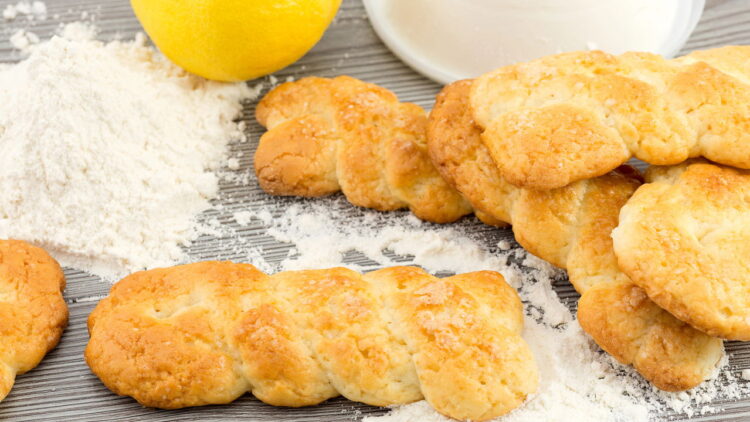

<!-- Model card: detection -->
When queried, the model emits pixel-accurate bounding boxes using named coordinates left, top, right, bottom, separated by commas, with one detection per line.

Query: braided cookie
left=0, top=239, right=68, bottom=402
left=255, top=76, right=472, bottom=223
left=614, top=160, right=750, bottom=340
left=470, top=46, right=750, bottom=190
left=428, top=81, right=723, bottom=391
left=85, top=262, right=537, bottom=421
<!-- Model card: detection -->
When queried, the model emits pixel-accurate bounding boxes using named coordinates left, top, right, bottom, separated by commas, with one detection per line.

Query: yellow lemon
left=131, top=0, right=342, bottom=82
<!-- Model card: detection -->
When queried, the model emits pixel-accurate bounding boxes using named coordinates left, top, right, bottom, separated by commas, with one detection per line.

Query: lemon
left=131, top=0, right=342, bottom=82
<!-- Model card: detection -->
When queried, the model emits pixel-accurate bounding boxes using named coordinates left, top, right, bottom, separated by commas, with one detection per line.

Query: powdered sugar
left=0, top=26, right=256, bottom=280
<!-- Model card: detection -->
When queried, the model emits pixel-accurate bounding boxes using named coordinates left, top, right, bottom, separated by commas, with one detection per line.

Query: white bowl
left=364, top=0, right=705, bottom=85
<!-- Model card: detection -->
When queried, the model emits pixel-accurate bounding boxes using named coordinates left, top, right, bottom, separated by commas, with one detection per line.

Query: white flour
left=2, top=0, right=46, bottom=21
left=9, top=29, right=38, bottom=51
left=224, top=199, right=749, bottom=422
left=0, top=27, right=256, bottom=279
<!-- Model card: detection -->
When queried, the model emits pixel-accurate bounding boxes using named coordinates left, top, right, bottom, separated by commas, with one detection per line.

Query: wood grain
left=1, top=0, right=750, bottom=420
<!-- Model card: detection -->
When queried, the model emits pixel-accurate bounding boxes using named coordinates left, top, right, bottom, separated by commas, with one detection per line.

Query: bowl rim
left=364, top=0, right=706, bottom=85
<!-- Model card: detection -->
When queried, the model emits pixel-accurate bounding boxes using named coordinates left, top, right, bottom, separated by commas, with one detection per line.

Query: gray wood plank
left=1, top=0, right=750, bottom=420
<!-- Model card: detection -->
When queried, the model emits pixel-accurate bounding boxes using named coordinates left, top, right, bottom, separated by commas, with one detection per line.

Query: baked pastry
left=470, top=46, right=750, bottom=189
left=253, top=75, right=723, bottom=390
left=428, top=80, right=723, bottom=391
left=85, top=262, right=537, bottom=421
left=254, top=76, right=472, bottom=223
left=614, top=160, right=750, bottom=340
left=427, top=80, right=519, bottom=227
left=0, top=239, right=68, bottom=402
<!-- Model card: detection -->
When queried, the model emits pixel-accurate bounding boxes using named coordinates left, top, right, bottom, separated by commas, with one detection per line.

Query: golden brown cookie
left=255, top=76, right=472, bottom=223
left=614, top=160, right=750, bottom=340
left=0, top=239, right=68, bottom=402
left=85, top=262, right=537, bottom=421
left=470, top=46, right=750, bottom=189
left=515, top=169, right=723, bottom=391
left=427, top=79, right=515, bottom=226
left=427, top=81, right=724, bottom=391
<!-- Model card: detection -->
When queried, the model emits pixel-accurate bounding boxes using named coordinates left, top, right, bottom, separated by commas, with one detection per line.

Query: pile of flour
left=0, top=27, right=257, bottom=279
left=223, top=199, right=748, bottom=422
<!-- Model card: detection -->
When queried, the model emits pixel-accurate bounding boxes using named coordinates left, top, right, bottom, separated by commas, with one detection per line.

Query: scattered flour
left=58, top=21, right=97, bottom=41
left=497, top=239, right=512, bottom=250
left=236, top=121, right=250, bottom=143
left=68, top=294, right=108, bottom=304
left=2, top=0, right=46, bottom=21
left=263, top=204, right=507, bottom=274
left=0, top=26, right=257, bottom=279
left=226, top=157, right=241, bottom=170
left=220, top=199, right=750, bottom=422
left=233, top=211, right=254, bottom=226
left=9, top=29, right=38, bottom=51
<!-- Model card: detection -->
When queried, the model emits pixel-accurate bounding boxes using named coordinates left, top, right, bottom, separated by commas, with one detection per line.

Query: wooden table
left=1, top=0, right=750, bottom=420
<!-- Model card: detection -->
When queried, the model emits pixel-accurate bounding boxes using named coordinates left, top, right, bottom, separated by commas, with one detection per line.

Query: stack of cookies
left=7, top=45, right=748, bottom=421
left=255, top=45, right=750, bottom=394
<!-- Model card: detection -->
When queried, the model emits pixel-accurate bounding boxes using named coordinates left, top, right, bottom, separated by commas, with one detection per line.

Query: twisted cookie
left=471, top=46, right=750, bottom=189
left=0, top=239, right=68, bottom=402
left=615, top=160, right=750, bottom=340
left=428, top=81, right=724, bottom=391
left=255, top=76, right=472, bottom=223
left=85, top=262, right=537, bottom=421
